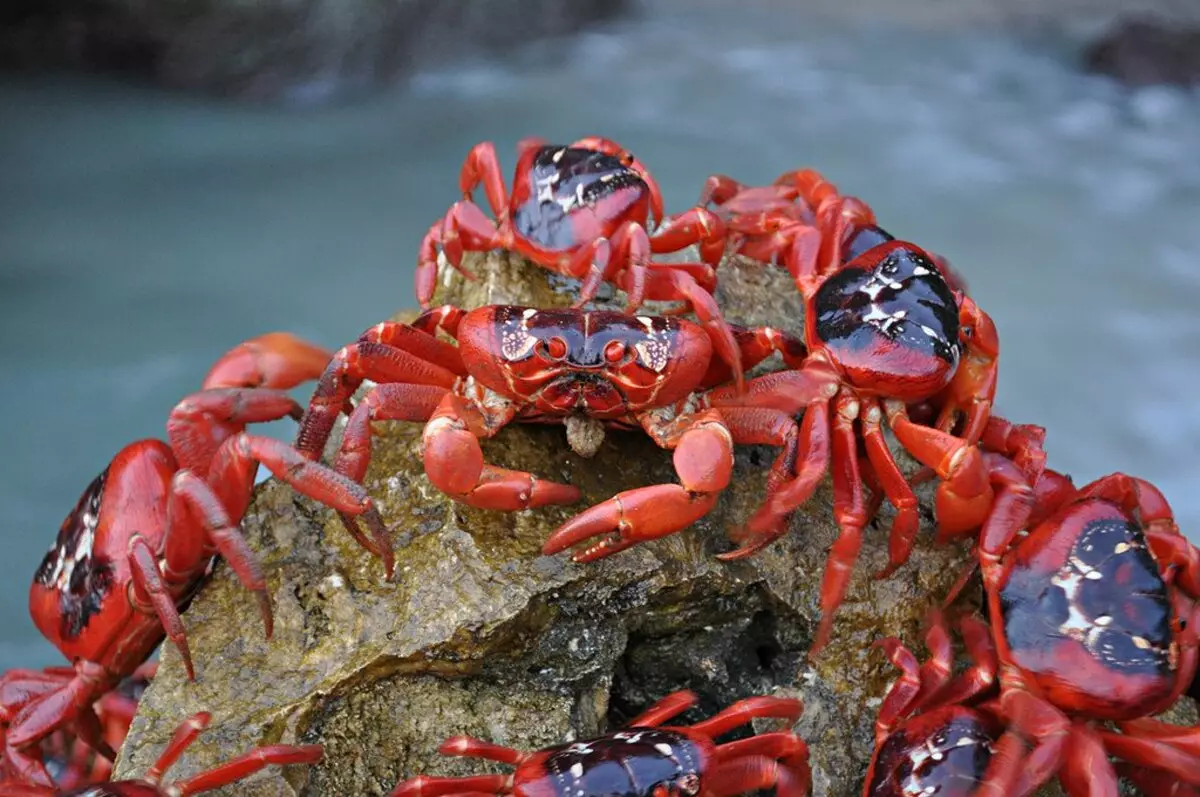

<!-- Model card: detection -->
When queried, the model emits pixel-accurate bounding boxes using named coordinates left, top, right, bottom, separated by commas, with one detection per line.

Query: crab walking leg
left=687, top=695, right=804, bottom=737
left=705, top=755, right=809, bottom=797
left=976, top=683, right=1072, bottom=797
left=1095, top=724, right=1200, bottom=785
left=626, top=690, right=698, bottom=728
left=809, top=391, right=870, bottom=658
left=1120, top=766, right=1200, bottom=797
left=201, top=332, right=332, bottom=391
left=5, top=662, right=114, bottom=786
left=458, top=141, right=510, bottom=221
left=719, top=401, right=831, bottom=558
left=333, top=383, right=451, bottom=483
left=127, top=538, right=195, bottom=680
left=1057, top=724, right=1123, bottom=797
left=541, top=410, right=734, bottom=563
left=166, top=387, right=305, bottom=475
left=439, top=735, right=531, bottom=765
left=390, top=774, right=515, bottom=797
left=860, top=399, right=921, bottom=579
left=422, top=392, right=581, bottom=512
left=648, top=206, right=726, bottom=266
left=208, top=433, right=398, bottom=577
left=158, top=470, right=274, bottom=638
left=294, top=322, right=463, bottom=459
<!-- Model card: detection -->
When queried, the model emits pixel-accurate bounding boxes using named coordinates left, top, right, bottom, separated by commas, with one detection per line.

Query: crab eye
left=603, top=340, right=626, bottom=363
left=961, top=325, right=974, bottom=339
left=544, top=337, right=568, bottom=360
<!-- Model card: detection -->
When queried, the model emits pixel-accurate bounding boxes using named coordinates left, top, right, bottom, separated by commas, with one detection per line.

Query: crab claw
left=202, top=333, right=332, bottom=391
left=543, top=485, right=718, bottom=563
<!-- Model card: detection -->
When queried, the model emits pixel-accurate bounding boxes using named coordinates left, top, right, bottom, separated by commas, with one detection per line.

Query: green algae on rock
left=114, top=249, right=1172, bottom=797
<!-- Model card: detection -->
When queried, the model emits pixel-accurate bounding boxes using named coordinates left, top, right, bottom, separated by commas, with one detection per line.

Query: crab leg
left=1095, top=722, right=1200, bottom=785
left=705, top=754, right=808, bottom=797
left=334, top=383, right=449, bottom=483
left=175, top=744, right=324, bottom=795
left=5, top=662, right=113, bottom=787
left=541, top=410, right=733, bottom=563
left=648, top=206, right=726, bottom=266
left=440, top=735, right=531, bottom=765
left=201, top=332, right=332, bottom=391
left=458, top=141, right=510, bottom=222
left=860, top=399, right=921, bottom=578
left=294, top=323, right=462, bottom=460
left=210, top=433, right=398, bottom=577
left=626, top=690, right=698, bottom=727
left=166, top=387, right=304, bottom=475
left=423, top=392, right=581, bottom=512
left=687, top=695, right=803, bottom=737
left=127, top=537, right=195, bottom=680
left=159, top=470, right=274, bottom=637
left=390, top=775, right=514, bottom=797
left=810, top=391, right=870, bottom=657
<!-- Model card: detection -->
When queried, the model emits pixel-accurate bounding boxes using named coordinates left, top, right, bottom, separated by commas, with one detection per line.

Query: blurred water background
left=3, top=1, right=1200, bottom=669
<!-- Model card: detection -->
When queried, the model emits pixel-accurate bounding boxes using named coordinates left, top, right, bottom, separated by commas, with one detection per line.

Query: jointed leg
left=1096, top=719, right=1200, bottom=786
left=128, top=536, right=196, bottom=679
left=458, top=141, right=510, bottom=222
left=860, top=399, right=920, bottom=578
left=687, top=695, right=803, bottom=738
left=810, top=391, right=869, bottom=658
left=211, top=433, right=398, bottom=577
left=626, top=690, right=698, bottom=727
left=706, top=754, right=809, bottom=797
left=294, top=322, right=461, bottom=460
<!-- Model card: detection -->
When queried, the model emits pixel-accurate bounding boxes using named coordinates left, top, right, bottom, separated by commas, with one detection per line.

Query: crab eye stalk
left=604, top=340, right=626, bottom=363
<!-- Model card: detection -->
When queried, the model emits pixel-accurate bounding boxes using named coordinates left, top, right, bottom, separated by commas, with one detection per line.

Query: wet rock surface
left=1082, top=15, right=1200, bottom=87
left=0, top=0, right=629, bottom=101
left=114, top=251, right=1196, bottom=795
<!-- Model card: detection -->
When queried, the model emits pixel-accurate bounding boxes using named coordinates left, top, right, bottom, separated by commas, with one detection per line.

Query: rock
left=0, top=0, right=629, bottom=102
left=112, top=250, right=975, bottom=795
left=1082, top=15, right=1200, bottom=87
left=112, top=250, right=1198, bottom=795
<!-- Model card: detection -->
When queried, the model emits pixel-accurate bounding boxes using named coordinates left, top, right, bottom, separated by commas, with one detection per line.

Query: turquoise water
left=3, top=4, right=1200, bottom=669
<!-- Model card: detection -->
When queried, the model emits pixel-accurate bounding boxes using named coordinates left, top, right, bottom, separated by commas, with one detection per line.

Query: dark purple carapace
left=841, top=224, right=895, bottom=265
left=32, top=467, right=114, bottom=641
left=513, top=146, right=648, bottom=251
left=814, top=242, right=960, bottom=370
left=516, top=729, right=706, bottom=797
left=1000, top=508, right=1174, bottom=685
left=458, top=306, right=711, bottom=418
left=866, top=706, right=995, bottom=797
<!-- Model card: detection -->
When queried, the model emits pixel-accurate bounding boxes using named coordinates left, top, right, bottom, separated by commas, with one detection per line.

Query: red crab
left=547, top=233, right=1038, bottom=655
left=951, top=470, right=1200, bottom=793
left=0, top=711, right=322, bottom=796
left=865, top=613, right=1005, bottom=797
left=416, top=137, right=747, bottom=386
left=0, top=333, right=390, bottom=786
left=389, top=690, right=810, bottom=797
left=293, top=304, right=817, bottom=565
left=698, top=169, right=970, bottom=296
